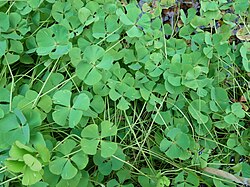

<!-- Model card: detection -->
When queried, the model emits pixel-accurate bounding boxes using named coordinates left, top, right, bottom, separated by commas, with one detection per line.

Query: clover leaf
left=93, top=71, right=112, bottom=96
left=240, top=43, right=250, bottom=72
left=116, top=3, right=152, bottom=38
left=35, top=72, right=65, bottom=95
left=174, top=171, right=199, bottom=187
left=1, top=12, right=30, bottom=40
left=81, top=94, right=105, bottom=118
left=5, top=141, right=50, bottom=186
left=188, top=99, right=210, bottom=124
left=36, top=25, right=72, bottom=59
left=108, top=64, right=140, bottom=110
left=81, top=121, right=118, bottom=158
left=163, top=61, right=190, bottom=94
left=166, top=38, right=187, bottom=56
left=49, top=158, right=77, bottom=180
left=160, top=128, right=191, bottom=160
left=78, top=1, right=99, bottom=26
left=192, top=149, right=211, bottom=168
left=14, top=89, right=51, bottom=122
left=0, top=12, right=9, bottom=32
left=49, top=139, right=88, bottom=180
left=93, top=148, right=125, bottom=176
left=227, top=134, right=249, bottom=156
left=145, top=53, right=167, bottom=77
left=52, top=90, right=90, bottom=128
left=210, top=87, right=230, bottom=111
left=51, top=1, right=73, bottom=22
left=92, top=13, right=121, bottom=42
left=233, top=0, right=249, bottom=15
left=76, top=45, right=114, bottom=85
left=0, top=109, right=30, bottom=150
left=224, top=102, right=245, bottom=124
left=138, top=168, right=159, bottom=187
left=107, top=169, right=133, bottom=187
left=0, top=88, right=10, bottom=115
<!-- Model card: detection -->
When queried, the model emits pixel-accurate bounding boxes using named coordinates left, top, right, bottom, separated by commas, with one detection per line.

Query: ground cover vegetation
left=0, top=0, right=249, bottom=186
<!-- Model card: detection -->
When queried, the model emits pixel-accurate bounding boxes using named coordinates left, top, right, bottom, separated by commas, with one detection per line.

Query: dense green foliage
left=0, top=0, right=249, bottom=186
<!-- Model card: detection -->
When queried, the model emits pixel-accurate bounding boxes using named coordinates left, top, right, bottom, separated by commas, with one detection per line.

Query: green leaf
left=116, top=9, right=134, bottom=25
left=242, top=162, right=250, bottom=178
left=81, top=138, right=99, bottom=155
left=73, top=93, right=90, bottom=111
left=126, top=26, right=143, bottom=38
left=167, top=75, right=181, bottom=86
left=0, top=40, right=7, bottom=57
left=231, top=103, right=245, bottom=118
left=92, top=19, right=106, bottom=39
left=51, top=1, right=71, bottom=22
left=76, top=62, right=92, bottom=81
left=160, top=128, right=191, bottom=160
left=69, top=47, right=81, bottom=67
left=40, top=73, right=64, bottom=94
left=0, top=13, right=9, bottom=32
left=36, top=25, right=71, bottom=59
left=57, top=139, right=76, bottom=155
left=91, top=95, right=105, bottom=113
left=157, top=176, right=170, bottom=187
left=93, top=151, right=112, bottom=175
left=84, top=68, right=102, bottom=85
left=211, top=87, right=229, bottom=110
left=37, top=95, right=52, bottom=113
left=190, top=15, right=209, bottom=28
left=22, top=167, right=43, bottom=186
left=203, top=46, right=213, bottom=59
left=224, top=113, right=239, bottom=124
left=109, top=88, right=121, bottom=101
left=78, top=7, right=92, bottom=25
left=84, top=45, right=105, bottom=63
left=0, top=114, right=30, bottom=149
left=117, top=97, right=130, bottom=110
left=101, top=141, right=118, bottom=158
left=61, top=160, right=78, bottom=180
left=52, top=106, right=69, bottom=126
left=233, top=0, right=249, bottom=14
left=93, top=148, right=125, bottom=176
left=240, top=43, right=250, bottom=72
left=53, top=90, right=71, bottom=107
left=81, top=124, right=99, bottom=138
left=166, top=38, right=187, bottom=56
left=188, top=100, right=209, bottom=124
left=56, top=172, right=82, bottom=187
left=71, top=151, right=88, bottom=170
left=152, top=111, right=172, bottom=125
left=175, top=171, right=199, bottom=187
left=49, top=157, right=67, bottom=175
left=23, top=154, right=42, bottom=171
left=52, top=91, right=89, bottom=127
left=36, top=144, right=50, bottom=163
left=2, top=53, right=20, bottom=65
left=107, top=179, right=120, bottom=187
left=9, top=40, right=23, bottom=54
left=137, top=14, right=151, bottom=29
left=69, top=109, right=83, bottom=128
left=97, top=54, right=114, bottom=70
left=117, top=169, right=131, bottom=184
left=36, top=28, right=55, bottom=55
left=0, top=108, right=4, bottom=119
left=101, top=121, right=117, bottom=138
left=5, top=160, right=25, bottom=173
left=10, top=141, right=36, bottom=159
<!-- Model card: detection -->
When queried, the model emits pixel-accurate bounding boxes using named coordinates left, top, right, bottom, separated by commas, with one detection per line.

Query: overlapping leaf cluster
left=0, top=0, right=249, bottom=186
